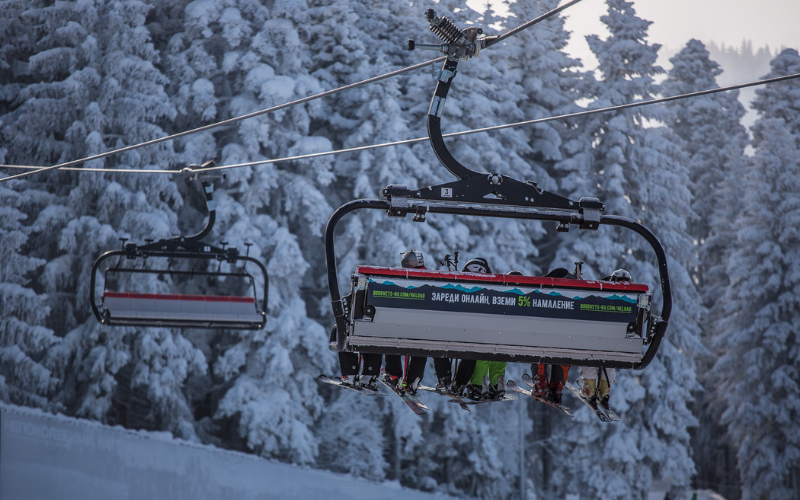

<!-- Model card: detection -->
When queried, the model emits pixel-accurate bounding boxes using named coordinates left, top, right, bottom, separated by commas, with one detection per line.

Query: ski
left=318, top=375, right=385, bottom=396
left=506, top=379, right=573, bottom=417
left=446, top=392, right=517, bottom=406
left=379, top=369, right=430, bottom=410
left=564, top=380, right=612, bottom=423
left=379, top=375, right=427, bottom=415
left=417, top=384, right=471, bottom=411
left=598, top=400, right=620, bottom=422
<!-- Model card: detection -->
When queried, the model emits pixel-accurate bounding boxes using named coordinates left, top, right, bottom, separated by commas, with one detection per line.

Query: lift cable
left=4, top=70, right=798, bottom=175
left=484, top=0, right=584, bottom=49
left=0, top=57, right=446, bottom=183
left=0, top=0, right=590, bottom=184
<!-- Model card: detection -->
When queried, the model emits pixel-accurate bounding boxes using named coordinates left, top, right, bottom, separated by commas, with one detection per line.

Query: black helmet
left=462, top=257, right=491, bottom=274
left=401, top=250, right=426, bottom=269
left=610, top=269, right=632, bottom=283
left=544, top=268, right=570, bottom=278
left=507, top=270, right=523, bottom=276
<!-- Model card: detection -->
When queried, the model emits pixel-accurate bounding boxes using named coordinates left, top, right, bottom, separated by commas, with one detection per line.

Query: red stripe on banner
left=104, top=291, right=255, bottom=303
left=355, top=266, right=649, bottom=293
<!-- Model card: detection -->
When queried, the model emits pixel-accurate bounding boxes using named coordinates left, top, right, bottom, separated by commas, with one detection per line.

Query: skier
left=527, top=267, right=577, bottom=404
left=578, top=269, right=632, bottom=408
left=383, top=249, right=429, bottom=395
left=334, top=250, right=430, bottom=391
left=450, top=257, right=507, bottom=400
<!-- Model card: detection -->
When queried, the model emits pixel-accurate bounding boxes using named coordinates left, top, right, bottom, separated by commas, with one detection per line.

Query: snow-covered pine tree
left=661, top=39, right=748, bottom=297
left=0, top=185, right=60, bottom=408
left=1, top=0, right=209, bottom=439
left=550, top=2, right=702, bottom=499
left=711, top=48, right=800, bottom=500
left=157, top=0, right=334, bottom=463
left=298, top=0, right=439, bottom=481
left=661, top=39, right=749, bottom=497
left=0, top=1, right=64, bottom=410
left=490, top=1, right=592, bottom=496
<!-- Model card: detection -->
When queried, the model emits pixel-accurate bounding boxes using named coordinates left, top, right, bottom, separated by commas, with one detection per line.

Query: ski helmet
left=544, top=268, right=570, bottom=278
left=462, top=257, right=491, bottom=274
left=507, top=270, right=523, bottom=276
left=610, top=269, right=632, bottom=283
left=401, top=250, right=426, bottom=269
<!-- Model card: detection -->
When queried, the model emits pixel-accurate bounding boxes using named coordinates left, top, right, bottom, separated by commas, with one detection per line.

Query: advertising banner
left=366, top=278, right=639, bottom=324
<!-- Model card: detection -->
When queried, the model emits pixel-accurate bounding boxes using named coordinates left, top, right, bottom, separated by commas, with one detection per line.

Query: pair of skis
left=564, top=380, right=620, bottom=422
left=505, top=374, right=620, bottom=423
left=417, top=384, right=517, bottom=412
left=506, top=374, right=573, bottom=417
left=317, top=373, right=429, bottom=415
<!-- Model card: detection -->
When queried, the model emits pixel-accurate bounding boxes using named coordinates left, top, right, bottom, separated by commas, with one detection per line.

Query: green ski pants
left=470, top=360, right=507, bottom=386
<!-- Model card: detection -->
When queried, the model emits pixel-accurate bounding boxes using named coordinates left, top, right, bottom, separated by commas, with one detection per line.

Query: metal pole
left=519, top=397, right=527, bottom=499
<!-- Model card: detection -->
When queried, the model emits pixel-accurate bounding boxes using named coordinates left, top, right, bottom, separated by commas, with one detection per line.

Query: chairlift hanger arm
left=407, top=10, right=587, bottom=212
left=126, top=160, right=239, bottom=260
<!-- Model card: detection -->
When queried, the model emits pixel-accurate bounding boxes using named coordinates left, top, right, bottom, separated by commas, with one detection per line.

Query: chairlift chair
left=91, top=165, right=268, bottom=330
left=324, top=11, right=671, bottom=370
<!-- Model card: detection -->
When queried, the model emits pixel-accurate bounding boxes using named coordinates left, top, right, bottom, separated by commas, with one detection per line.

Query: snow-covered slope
left=0, top=403, right=457, bottom=500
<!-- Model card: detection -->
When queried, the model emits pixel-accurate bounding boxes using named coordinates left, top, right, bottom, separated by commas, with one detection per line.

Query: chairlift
left=91, top=162, right=268, bottom=330
left=323, top=11, right=671, bottom=369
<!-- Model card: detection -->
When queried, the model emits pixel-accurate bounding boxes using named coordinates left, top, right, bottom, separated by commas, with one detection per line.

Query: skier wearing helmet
left=335, top=250, right=429, bottom=391
left=450, top=257, right=508, bottom=400
left=383, top=250, right=429, bottom=395
left=578, top=268, right=632, bottom=409
left=530, top=267, right=577, bottom=405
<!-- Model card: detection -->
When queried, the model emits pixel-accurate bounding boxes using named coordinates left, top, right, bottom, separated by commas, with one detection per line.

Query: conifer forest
left=1, top=1, right=798, bottom=499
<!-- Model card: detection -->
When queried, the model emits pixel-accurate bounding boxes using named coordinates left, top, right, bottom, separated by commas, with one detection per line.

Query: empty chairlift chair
left=91, top=168, right=268, bottom=330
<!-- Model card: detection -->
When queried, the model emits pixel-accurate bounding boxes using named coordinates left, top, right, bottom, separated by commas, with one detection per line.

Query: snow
left=0, top=403, right=458, bottom=500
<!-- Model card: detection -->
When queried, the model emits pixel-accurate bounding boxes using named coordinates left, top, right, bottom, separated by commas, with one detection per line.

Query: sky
left=467, top=0, right=800, bottom=73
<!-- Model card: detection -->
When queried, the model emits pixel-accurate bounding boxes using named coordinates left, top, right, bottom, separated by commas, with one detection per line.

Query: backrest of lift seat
left=351, top=267, right=647, bottom=355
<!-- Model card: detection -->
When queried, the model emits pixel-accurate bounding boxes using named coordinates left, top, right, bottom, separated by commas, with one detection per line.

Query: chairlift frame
left=324, top=11, right=671, bottom=370
left=91, top=166, right=268, bottom=330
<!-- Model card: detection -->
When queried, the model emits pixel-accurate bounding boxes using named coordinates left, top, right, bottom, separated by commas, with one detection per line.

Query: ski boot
left=383, top=373, right=403, bottom=392
left=580, top=378, right=598, bottom=406
left=340, top=375, right=358, bottom=388
left=487, top=374, right=506, bottom=400
left=360, top=375, right=379, bottom=392
left=450, top=382, right=466, bottom=398
left=404, top=377, right=421, bottom=396
left=598, top=379, right=611, bottom=410
left=532, top=374, right=549, bottom=398
left=487, top=384, right=505, bottom=400
left=435, top=375, right=452, bottom=393
left=465, top=383, right=484, bottom=401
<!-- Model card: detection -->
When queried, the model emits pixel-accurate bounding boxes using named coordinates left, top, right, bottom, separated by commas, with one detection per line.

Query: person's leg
left=465, top=359, right=487, bottom=400
left=470, top=360, right=490, bottom=386
left=487, top=361, right=507, bottom=399
left=487, top=361, right=507, bottom=386
left=359, top=353, right=382, bottom=390
left=338, top=352, right=360, bottom=385
left=384, top=355, right=403, bottom=378
left=548, top=365, right=566, bottom=404
left=579, top=366, right=599, bottom=399
left=433, top=357, right=452, bottom=387
left=404, top=356, right=427, bottom=393
left=361, top=353, right=382, bottom=376
left=453, top=359, right=477, bottom=395
left=597, top=367, right=616, bottom=404
left=530, top=363, right=549, bottom=397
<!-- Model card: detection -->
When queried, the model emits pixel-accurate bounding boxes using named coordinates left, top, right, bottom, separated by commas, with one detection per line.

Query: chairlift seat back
left=102, top=291, right=265, bottom=329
